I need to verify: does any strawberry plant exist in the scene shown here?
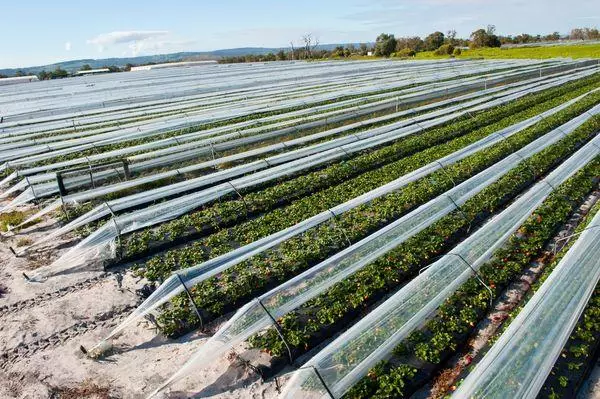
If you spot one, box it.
[131,75,600,280]
[346,159,599,398]
[247,123,599,360]
[157,109,600,337]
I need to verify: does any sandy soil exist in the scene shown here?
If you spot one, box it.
[0,205,280,399]
[579,359,600,399]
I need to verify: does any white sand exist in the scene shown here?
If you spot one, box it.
[0,207,280,399]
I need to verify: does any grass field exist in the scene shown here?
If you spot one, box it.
[416,43,600,59]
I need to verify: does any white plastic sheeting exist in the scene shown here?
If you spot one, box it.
[29,73,599,281]
[280,134,600,399]
[82,88,597,358]
[1,59,588,191]
[16,73,587,246]
[140,100,600,399]
[1,59,539,131]
[1,67,526,208]
[0,61,496,164]
[0,63,439,145]
[1,60,473,124]
[15,63,597,207]
[0,60,490,150]
[452,208,600,399]
[0,59,545,189]
[0,62,491,189]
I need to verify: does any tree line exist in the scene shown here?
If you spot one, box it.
[219,25,600,63]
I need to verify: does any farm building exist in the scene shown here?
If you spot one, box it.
[76,68,111,75]
[0,75,39,85]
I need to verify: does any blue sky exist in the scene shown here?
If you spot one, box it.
[0,0,598,68]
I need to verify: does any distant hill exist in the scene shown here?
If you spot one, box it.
[0,43,370,76]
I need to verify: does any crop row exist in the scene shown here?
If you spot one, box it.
[59,93,477,220]
[134,89,572,276]
[4,77,447,175]
[135,82,600,275]
[539,284,600,398]
[246,116,600,362]
[509,200,600,399]
[5,72,494,199]
[124,74,600,272]
[342,158,600,398]
[154,97,600,338]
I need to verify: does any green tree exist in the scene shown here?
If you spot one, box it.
[424,31,445,51]
[345,44,356,57]
[570,28,585,40]
[470,25,501,48]
[80,64,92,71]
[470,28,488,48]
[544,32,561,41]
[515,33,533,43]
[446,29,458,46]
[396,36,424,53]
[374,33,396,57]
[51,66,68,79]
[37,70,50,80]
[332,46,345,57]
[359,43,369,56]
[396,48,416,57]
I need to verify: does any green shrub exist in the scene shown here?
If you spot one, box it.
[397,48,416,57]
[434,44,455,56]
[0,211,26,232]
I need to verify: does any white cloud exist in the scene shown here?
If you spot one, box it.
[64,41,72,51]
[87,30,169,48]
[86,30,196,56]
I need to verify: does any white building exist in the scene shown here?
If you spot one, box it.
[0,75,39,86]
[76,68,111,75]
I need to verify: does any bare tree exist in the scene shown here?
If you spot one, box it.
[301,33,320,59]
[289,41,295,60]
[447,29,457,46]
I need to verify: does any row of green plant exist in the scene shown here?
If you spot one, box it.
[36,77,372,137]
[3,74,459,178]
[131,80,600,272]
[1,62,563,181]
[499,200,600,399]
[343,158,600,398]
[465,191,600,399]
[246,117,599,363]
[5,74,380,145]
[55,84,513,233]
[540,286,600,399]
[124,74,600,273]
[56,90,484,221]
[153,96,600,338]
